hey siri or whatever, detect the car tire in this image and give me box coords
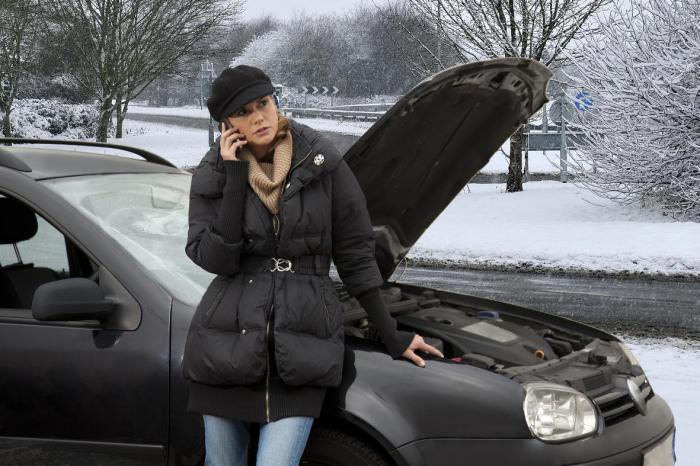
[300,424,393,466]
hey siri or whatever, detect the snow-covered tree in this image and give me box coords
[45,0,234,141]
[0,0,40,137]
[567,0,700,220]
[230,29,290,79]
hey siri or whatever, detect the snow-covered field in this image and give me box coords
[94,118,700,278]
[411,181,700,278]
[623,335,699,465]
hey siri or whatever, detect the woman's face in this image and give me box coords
[223,95,279,150]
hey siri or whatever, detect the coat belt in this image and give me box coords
[238,254,331,275]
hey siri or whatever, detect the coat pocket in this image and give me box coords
[320,277,342,336]
[183,326,267,386]
[201,278,229,327]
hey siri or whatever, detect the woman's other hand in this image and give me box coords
[220,121,247,161]
[402,334,444,368]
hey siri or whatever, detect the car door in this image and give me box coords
[0,190,169,465]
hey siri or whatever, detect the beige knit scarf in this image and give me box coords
[238,129,293,214]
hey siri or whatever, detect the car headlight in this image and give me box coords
[523,382,599,442]
[612,341,641,367]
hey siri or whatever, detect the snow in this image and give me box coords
[482,145,566,174]
[130,104,210,119]
[410,181,700,277]
[622,335,700,465]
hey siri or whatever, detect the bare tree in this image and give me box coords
[409,0,608,192]
[566,0,700,220]
[44,0,235,142]
[0,0,40,137]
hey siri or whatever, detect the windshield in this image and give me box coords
[42,172,212,307]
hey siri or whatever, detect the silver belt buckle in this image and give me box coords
[270,257,295,273]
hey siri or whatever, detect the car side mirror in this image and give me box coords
[32,278,116,324]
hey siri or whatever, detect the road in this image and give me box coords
[384,266,700,338]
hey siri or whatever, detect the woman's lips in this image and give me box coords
[254,127,270,135]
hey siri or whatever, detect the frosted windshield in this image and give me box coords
[42,172,211,307]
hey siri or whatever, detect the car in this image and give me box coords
[0,58,675,466]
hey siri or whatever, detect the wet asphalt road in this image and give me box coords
[384,266,700,339]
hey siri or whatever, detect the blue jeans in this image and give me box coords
[203,414,314,466]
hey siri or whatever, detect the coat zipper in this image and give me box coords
[265,144,314,423]
[282,146,315,199]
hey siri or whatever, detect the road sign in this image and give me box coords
[321,86,328,95]
[574,90,593,112]
[311,86,318,95]
[549,98,576,123]
[331,86,338,95]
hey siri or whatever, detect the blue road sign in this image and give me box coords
[574,90,593,111]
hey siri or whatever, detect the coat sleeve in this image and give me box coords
[185,155,250,276]
[330,158,385,297]
[330,158,416,359]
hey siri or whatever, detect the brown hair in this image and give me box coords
[269,111,290,150]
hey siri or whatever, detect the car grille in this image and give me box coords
[591,373,654,426]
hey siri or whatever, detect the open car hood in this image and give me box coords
[343,58,552,280]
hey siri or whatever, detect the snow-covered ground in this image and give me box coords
[91,118,700,278]
[411,181,700,278]
[623,335,699,465]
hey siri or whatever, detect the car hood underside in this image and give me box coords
[343,58,552,280]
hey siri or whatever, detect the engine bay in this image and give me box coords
[337,282,653,425]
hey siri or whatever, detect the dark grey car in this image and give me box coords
[0,58,675,465]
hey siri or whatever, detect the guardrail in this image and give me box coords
[281,107,384,122]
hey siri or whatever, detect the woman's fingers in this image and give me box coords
[404,349,426,368]
[420,342,444,358]
[401,334,445,368]
[219,123,246,160]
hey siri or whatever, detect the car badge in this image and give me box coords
[314,153,324,165]
[626,378,647,415]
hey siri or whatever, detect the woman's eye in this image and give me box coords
[260,99,267,106]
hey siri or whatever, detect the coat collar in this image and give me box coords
[282,119,341,201]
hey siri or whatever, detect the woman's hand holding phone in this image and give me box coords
[219,120,247,161]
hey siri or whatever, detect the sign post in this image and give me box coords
[195,61,215,145]
[559,91,568,183]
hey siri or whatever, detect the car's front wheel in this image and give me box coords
[301,425,393,466]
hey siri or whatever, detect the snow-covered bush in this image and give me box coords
[567,0,700,220]
[1,98,101,139]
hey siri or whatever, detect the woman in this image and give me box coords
[182,65,443,466]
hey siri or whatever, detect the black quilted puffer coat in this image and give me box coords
[181,119,402,423]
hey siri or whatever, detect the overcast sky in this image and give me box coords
[240,0,389,20]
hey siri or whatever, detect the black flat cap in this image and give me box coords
[207,65,275,122]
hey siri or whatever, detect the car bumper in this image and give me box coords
[391,394,675,466]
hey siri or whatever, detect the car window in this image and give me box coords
[0,213,69,275]
[41,172,213,307]
[0,193,93,311]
